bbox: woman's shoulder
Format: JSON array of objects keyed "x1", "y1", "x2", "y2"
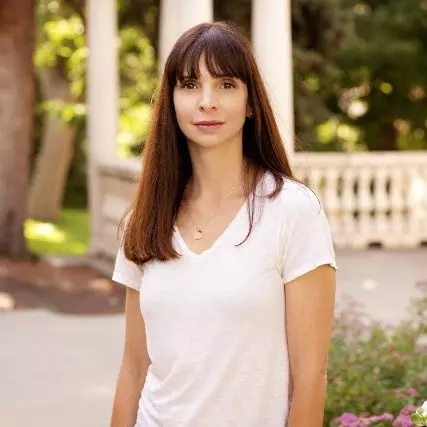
[{"x1": 261, "y1": 171, "x2": 322, "y2": 218}]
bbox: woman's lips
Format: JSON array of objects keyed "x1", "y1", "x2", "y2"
[{"x1": 194, "y1": 121, "x2": 224, "y2": 132}]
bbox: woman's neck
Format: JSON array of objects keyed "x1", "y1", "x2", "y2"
[{"x1": 185, "y1": 144, "x2": 247, "y2": 204}]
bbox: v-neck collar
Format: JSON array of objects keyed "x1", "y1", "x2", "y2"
[
  {"x1": 172, "y1": 171, "x2": 268, "y2": 260},
  {"x1": 173, "y1": 198, "x2": 248, "y2": 260}
]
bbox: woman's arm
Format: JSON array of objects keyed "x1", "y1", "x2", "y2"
[
  {"x1": 110, "y1": 287, "x2": 151, "y2": 427},
  {"x1": 285, "y1": 264, "x2": 336, "y2": 427}
]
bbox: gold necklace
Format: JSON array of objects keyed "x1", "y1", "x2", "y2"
[{"x1": 183, "y1": 185, "x2": 237, "y2": 240}]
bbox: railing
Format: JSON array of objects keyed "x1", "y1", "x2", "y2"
[
  {"x1": 93, "y1": 152, "x2": 427, "y2": 264},
  {"x1": 294, "y1": 152, "x2": 427, "y2": 248}
]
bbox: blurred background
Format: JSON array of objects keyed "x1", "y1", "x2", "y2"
[{"x1": 0, "y1": 0, "x2": 427, "y2": 426}]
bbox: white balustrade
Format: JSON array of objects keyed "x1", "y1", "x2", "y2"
[{"x1": 293, "y1": 152, "x2": 427, "y2": 249}]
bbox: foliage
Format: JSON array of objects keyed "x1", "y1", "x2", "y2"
[
  {"x1": 329, "y1": 0, "x2": 427, "y2": 151},
  {"x1": 291, "y1": 0, "x2": 356, "y2": 151},
  {"x1": 326, "y1": 285, "x2": 427, "y2": 426},
  {"x1": 25, "y1": 208, "x2": 89, "y2": 255},
  {"x1": 35, "y1": 0, "x2": 157, "y2": 131},
  {"x1": 35, "y1": 0, "x2": 87, "y2": 122},
  {"x1": 117, "y1": 25, "x2": 157, "y2": 156}
]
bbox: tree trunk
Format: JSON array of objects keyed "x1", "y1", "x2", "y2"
[
  {"x1": 28, "y1": 67, "x2": 77, "y2": 222},
  {"x1": 0, "y1": 0, "x2": 35, "y2": 258}
]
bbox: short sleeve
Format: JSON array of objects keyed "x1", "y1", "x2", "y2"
[
  {"x1": 112, "y1": 238, "x2": 143, "y2": 291},
  {"x1": 278, "y1": 185, "x2": 337, "y2": 284}
]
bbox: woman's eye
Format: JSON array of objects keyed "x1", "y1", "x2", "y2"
[
  {"x1": 179, "y1": 80, "x2": 236, "y2": 90},
  {"x1": 182, "y1": 81, "x2": 197, "y2": 89},
  {"x1": 223, "y1": 81, "x2": 236, "y2": 89}
]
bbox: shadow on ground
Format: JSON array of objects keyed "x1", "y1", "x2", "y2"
[{"x1": 0, "y1": 258, "x2": 125, "y2": 315}]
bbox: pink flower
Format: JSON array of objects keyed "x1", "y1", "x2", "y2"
[
  {"x1": 392, "y1": 405, "x2": 417, "y2": 427},
  {"x1": 407, "y1": 388, "x2": 417, "y2": 396},
  {"x1": 392, "y1": 414, "x2": 414, "y2": 427},
  {"x1": 332, "y1": 412, "x2": 359, "y2": 425}
]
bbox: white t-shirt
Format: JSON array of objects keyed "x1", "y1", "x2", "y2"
[{"x1": 112, "y1": 172, "x2": 337, "y2": 427}]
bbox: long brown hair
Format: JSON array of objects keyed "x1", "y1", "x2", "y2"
[{"x1": 121, "y1": 21, "x2": 295, "y2": 266}]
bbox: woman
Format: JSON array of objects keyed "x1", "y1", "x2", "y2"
[{"x1": 110, "y1": 21, "x2": 336, "y2": 427}]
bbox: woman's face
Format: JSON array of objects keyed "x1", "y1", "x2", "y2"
[{"x1": 173, "y1": 57, "x2": 250, "y2": 149}]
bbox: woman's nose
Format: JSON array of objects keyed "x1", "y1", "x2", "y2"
[{"x1": 198, "y1": 87, "x2": 217, "y2": 110}]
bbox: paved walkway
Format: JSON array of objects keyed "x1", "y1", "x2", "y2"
[
  {"x1": 0, "y1": 311, "x2": 124, "y2": 427},
  {"x1": 335, "y1": 248, "x2": 426, "y2": 325},
  {"x1": 0, "y1": 249, "x2": 426, "y2": 427}
]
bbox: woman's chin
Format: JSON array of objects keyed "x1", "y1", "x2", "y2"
[{"x1": 187, "y1": 135, "x2": 227, "y2": 149}]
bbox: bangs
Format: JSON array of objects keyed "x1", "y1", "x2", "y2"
[{"x1": 168, "y1": 26, "x2": 250, "y2": 85}]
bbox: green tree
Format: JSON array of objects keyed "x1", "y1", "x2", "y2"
[{"x1": 330, "y1": 0, "x2": 427, "y2": 151}]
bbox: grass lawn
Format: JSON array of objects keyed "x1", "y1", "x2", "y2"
[{"x1": 25, "y1": 208, "x2": 89, "y2": 256}]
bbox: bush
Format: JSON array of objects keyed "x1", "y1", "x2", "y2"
[{"x1": 325, "y1": 282, "x2": 427, "y2": 426}]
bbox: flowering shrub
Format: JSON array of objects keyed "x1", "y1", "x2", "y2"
[{"x1": 325, "y1": 282, "x2": 427, "y2": 426}]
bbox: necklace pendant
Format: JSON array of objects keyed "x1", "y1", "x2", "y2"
[{"x1": 194, "y1": 229, "x2": 203, "y2": 240}]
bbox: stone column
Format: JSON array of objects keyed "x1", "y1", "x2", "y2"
[
  {"x1": 252, "y1": 0, "x2": 295, "y2": 155},
  {"x1": 158, "y1": 0, "x2": 181, "y2": 73},
  {"x1": 159, "y1": 0, "x2": 214, "y2": 72},
  {"x1": 86, "y1": 0, "x2": 119, "y2": 252}
]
